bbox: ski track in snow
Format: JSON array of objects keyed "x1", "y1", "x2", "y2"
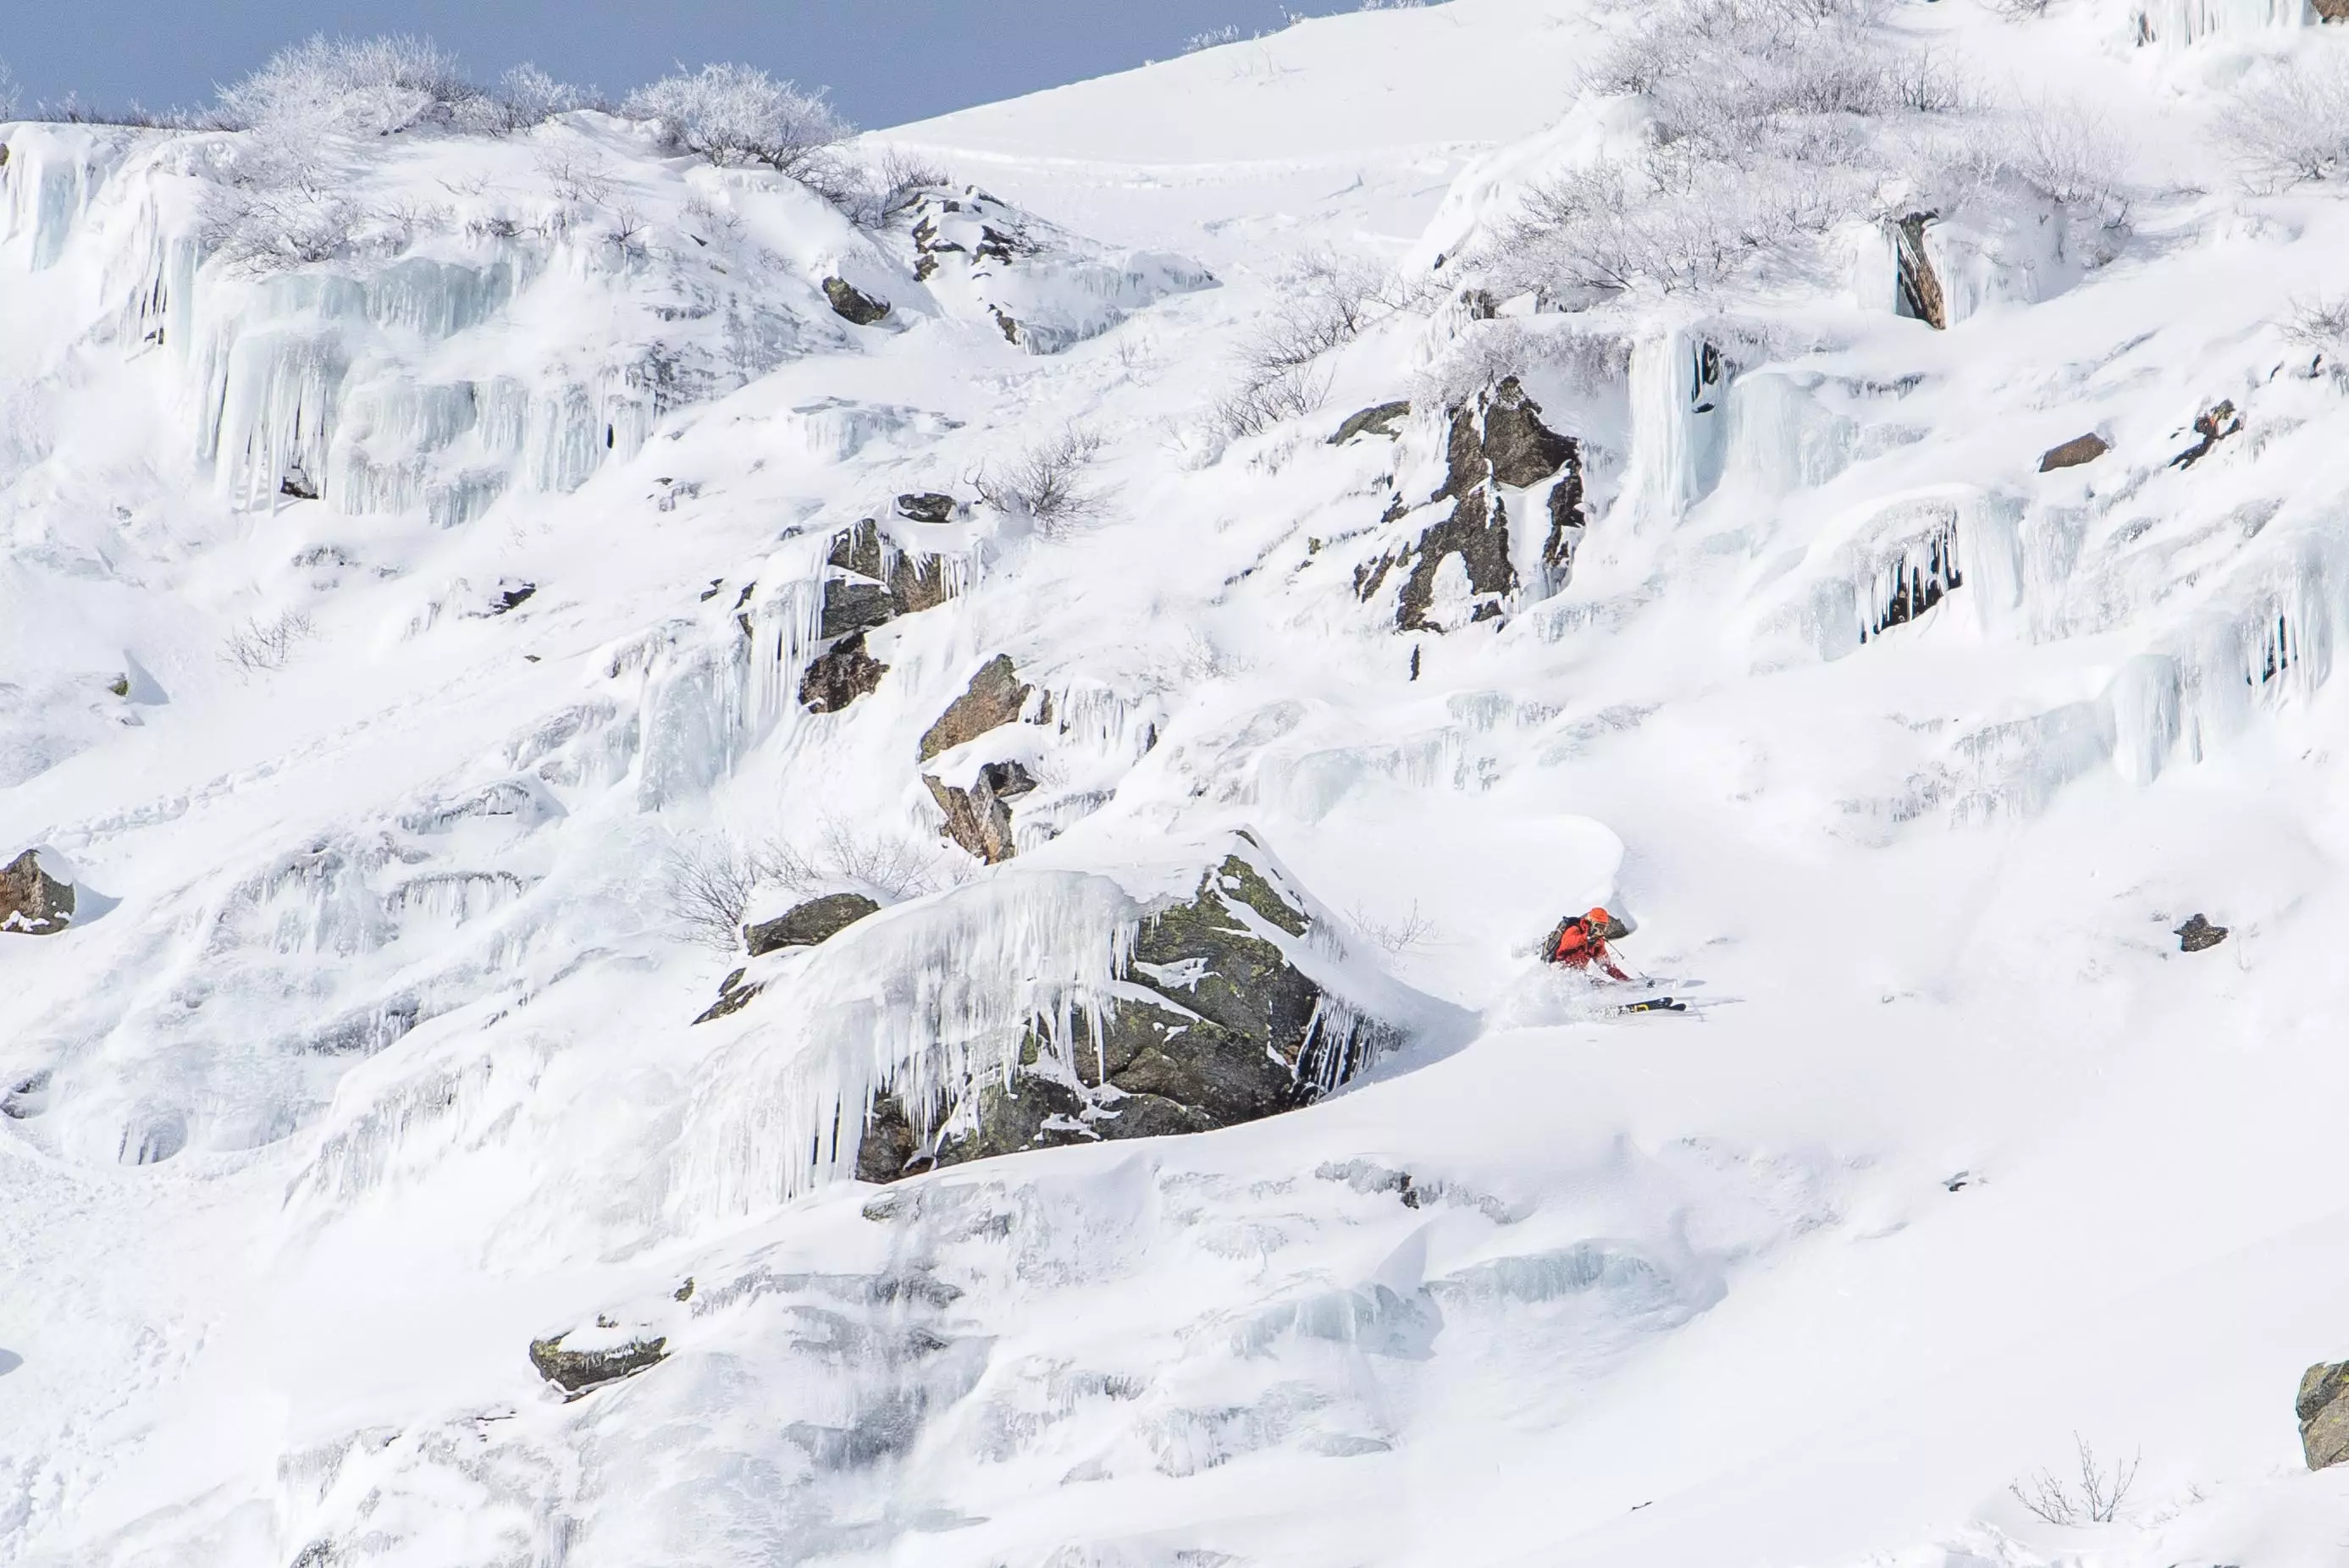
[{"x1": 8, "y1": 1, "x2": 2349, "y2": 1565}]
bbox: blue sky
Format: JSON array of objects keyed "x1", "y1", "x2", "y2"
[{"x1": 3, "y1": 3, "x2": 1349, "y2": 130}]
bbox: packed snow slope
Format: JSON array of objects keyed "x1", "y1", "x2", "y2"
[{"x1": 10, "y1": 1, "x2": 2349, "y2": 1564}]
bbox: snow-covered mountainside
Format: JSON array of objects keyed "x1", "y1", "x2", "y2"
[{"x1": 10, "y1": 2, "x2": 2349, "y2": 1563}]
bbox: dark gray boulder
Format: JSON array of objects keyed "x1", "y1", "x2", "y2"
[
  {"x1": 823, "y1": 276, "x2": 892, "y2": 326},
  {"x1": 747, "y1": 892, "x2": 881, "y2": 956},
  {"x1": 2175, "y1": 914, "x2": 2228, "y2": 952},
  {"x1": 1, "y1": 851, "x2": 74, "y2": 936},
  {"x1": 2302, "y1": 1361, "x2": 2349, "y2": 1468},
  {"x1": 1354, "y1": 377, "x2": 1583, "y2": 630},
  {"x1": 800, "y1": 630, "x2": 888, "y2": 714},
  {"x1": 528, "y1": 1333, "x2": 666, "y2": 1395},
  {"x1": 1330, "y1": 400, "x2": 1412, "y2": 444},
  {"x1": 815, "y1": 518, "x2": 957, "y2": 646},
  {"x1": 859, "y1": 842, "x2": 1386, "y2": 1180},
  {"x1": 918, "y1": 654, "x2": 1035, "y2": 763},
  {"x1": 2039, "y1": 433, "x2": 2109, "y2": 472}
]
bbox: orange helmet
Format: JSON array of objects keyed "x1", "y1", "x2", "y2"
[{"x1": 1586, "y1": 907, "x2": 1612, "y2": 925}]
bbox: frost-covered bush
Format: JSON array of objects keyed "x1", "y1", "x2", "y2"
[
  {"x1": 0, "y1": 58, "x2": 19, "y2": 120},
  {"x1": 211, "y1": 37, "x2": 591, "y2": 141},
  {"x1": 197, "y1": 185, "x2": 366, "y2": 275},
  {"x1": 809, "y1": 147, "x2": 953, "y2": 229},
  {"x1": 622, "y1": 64, "x2": 846, "y2": 175},
  {"x1": 2225, "y1": 49, "x2": 2349, "y2": 188},
  {"x1": 215, "y1": 35, "x2": 485, "y2": 137}
]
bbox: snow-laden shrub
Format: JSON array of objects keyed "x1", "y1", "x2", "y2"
[
  {"x1": 212, "y1": 36, "x2": 592, "y2": 141},
  {"x1": 215, "y1": 35, "x2": 484, "y2": 137},
  {"x1": 494, "y1": 63, "x2": 596, "y2": 129},
  {"x1": 2225, "y1": 48, "x2": 2349, "y2": 189},
  {"x1": 197, "y1": 185, "x2": 366, "y2": 274},
  {"x1": 622, "y1": 64, "x2": 846, "y2": 175},
  {"x1": 0, "y1": 58, "x2": 19, "y2": 120},
  {"x1": 809, "y1": 147, "x2": 953, "y2": 229}
]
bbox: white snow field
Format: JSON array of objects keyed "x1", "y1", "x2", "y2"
[{"x1": 9, "y1": 0, "x2": 2349, "y2": 1563}]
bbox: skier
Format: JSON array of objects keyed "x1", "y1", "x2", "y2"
[{"x1": 1543, "y1": 907, "x2": 1632, "y2": 981}]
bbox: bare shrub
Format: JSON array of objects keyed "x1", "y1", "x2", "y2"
[
  {"x1": 622, "y1": 64, "x2": 847, "y2": 176},
  {"x1": 974, "y1": 425, "x2": 1109, "y2": 533},
  {"x1": 2009, "y1": 1435, "x2": 2141, "y2": 1526},
  {"x1": 0, "y1": 58, "x2": 19, "y2": 120},
  {"x1": 1210, "y1": 362, "x2": 1333, "y2": 441},
  {"x1": 221, "y1": 610, "x2": 317, "y2": 673},
  {"x1": 1350, "y1": 901, "x2": 1437, "y2": 953},
  {"x1": 2285, "y1": 294, "x2": 2349, "y2": 351},
  {"x1": 664, "y1": 836, "x2": 768, "y2": 950},
  {"x1": 1185, "y1": 25, "x2": 1244, "y2": 52},
  {"x1": 771, "y1": 819, "x2": 961, "y2": 902},
  {"x1": 2225, "y1": 52, "x2": 2349, "y2": 189}
]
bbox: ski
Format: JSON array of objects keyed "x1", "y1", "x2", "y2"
[{"x1": 1614, "y1": 997, "x2": 1688, "y2": 1015}]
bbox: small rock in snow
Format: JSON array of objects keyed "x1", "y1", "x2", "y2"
[
  {"x1": 2038, "y1": 433, "x2": 2109, "y2": 472},
  {"x1": 2175, "y1": 913, "x2": 2228, "y2": 952}
]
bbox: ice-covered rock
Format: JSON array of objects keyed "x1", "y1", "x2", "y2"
[
  {"x1": 859, "y1": 834, "x2": 1402, "y2": 1179},
  {"x1": 1354, "y1": 376, "x2": 1583, "y2": 630},
  {"x1": 905, "y1": 185, "x2": 1214, "y2": 354},
  {"x1": 528, "y1": 1329, "x2": 668, "y2": 1395}
]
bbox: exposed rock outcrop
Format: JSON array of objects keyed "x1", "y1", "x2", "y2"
[
  {"x1": 924, "y1": 761, "x2": 1035, "y2": 864},
  {"x1": 918, "y1": 655, "x2": 1035, "y2": 763},
  {"x1": 746, "y1": 892, "x2": 881, "y2": 957},
  {"x1": 2301, "y1": 1361, "x2": 2349, "y2": 1469},
  {"x1": 906, "y1": 186, "x2": 1214, "y2": 356},
  {"x1": 694, "y1": 969, "x2": 761, "y2": 1025},
  {"x1": 1893, "y1": 213, "x2": 1947, "y2": 330},
  {"x1": 1330, "y1": 400, "x2": 1411, "y2": 444},
  {"x1": 2038, "y1": 433, "x2": 2109, "y2": 472},
  {"x1": 528, "y1": 1333, "x2": 667, "y2": 1395},
  {"x1": 2175, "y1": 913, "x2": 2228, "y2": 952},
  {"x1": 799, "y1": 630, "x2": 888, "y2": 714},
  {"x1": 822, "y1": 276, "x2": 892, "y2": 326},
  {"x1": 859, "y1": 840, "x2": 1389, "y2": 1180},
  {"x1": 799, "y1": 520, "x2": 960, "y2": 714},
  {"x1": 1, "y1": 850, "x2": 74, "y2": 936},
  {"x1": 1354, "y1": 378, "x2": 1583, "y2": 631}
]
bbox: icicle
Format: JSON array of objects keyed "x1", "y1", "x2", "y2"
[
  {"x1": 1616, "y1": 328, "x2": 1728, "y2": 528},
  {"x1": 2132, "y1": 0, "x2": 2302, "y2": 46}
]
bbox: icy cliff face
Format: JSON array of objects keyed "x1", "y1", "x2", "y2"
[{"x1": 12, "y1": 2, "x2": 2349, "y2": 1566}]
